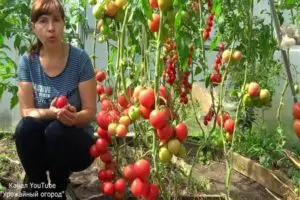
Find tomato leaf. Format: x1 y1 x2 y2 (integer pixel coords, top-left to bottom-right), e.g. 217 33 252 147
0 34 3 47
205 73 210 88
209 32 221 51
175 8 182 29
212 0 222 16
175 31 190 71
195 66 202 76
141 0 152 19
10 94 18 109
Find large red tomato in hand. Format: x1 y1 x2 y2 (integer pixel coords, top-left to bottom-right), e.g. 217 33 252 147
56 96 68 108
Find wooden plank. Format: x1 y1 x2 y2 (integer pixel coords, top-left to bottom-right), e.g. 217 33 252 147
232 152 298 200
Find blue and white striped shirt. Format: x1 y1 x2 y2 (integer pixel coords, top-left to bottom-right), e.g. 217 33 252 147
18 44 95 133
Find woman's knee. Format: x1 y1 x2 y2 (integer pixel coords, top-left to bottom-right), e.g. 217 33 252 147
15 116 46 142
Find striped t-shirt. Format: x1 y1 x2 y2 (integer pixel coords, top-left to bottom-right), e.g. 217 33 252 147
18 44 95 133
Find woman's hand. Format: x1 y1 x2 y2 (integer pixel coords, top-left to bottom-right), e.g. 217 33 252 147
49 97 60 118
57 104 78 127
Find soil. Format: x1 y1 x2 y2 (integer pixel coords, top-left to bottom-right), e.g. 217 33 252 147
0 133 276 200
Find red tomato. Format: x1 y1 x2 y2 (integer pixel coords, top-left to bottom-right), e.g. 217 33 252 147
292 102 300 119
131 178 145 197
248 82 261 97
95 138 108 153
133 159 151 180
157 123 174 141
104 168 115 180
148 14 160 33
293 119 300 138
224 118 235 134
210 72 221 84
101 182 115 196
140 105 152 119
100 151 112 164
98 169 107 181
202 30 210 41
148 183 160 199
104 86 113 96
159 85 170 105
114 178 127 194
56 96 68 108
118 94 129 109
101 99 112 111
149 0 158 8
139 88 155 109
149 109 168 129
89 144 100 158
95 70 106 82
175 123 188 141
123 164 135 182
97 111 112 130
97 84 105 95
97 127 109 138
105 160 118 171
217 112 230 127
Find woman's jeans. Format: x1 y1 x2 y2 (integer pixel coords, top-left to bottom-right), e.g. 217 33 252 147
14 116 95 199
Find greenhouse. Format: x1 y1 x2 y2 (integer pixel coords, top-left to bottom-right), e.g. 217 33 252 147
0 0 300 199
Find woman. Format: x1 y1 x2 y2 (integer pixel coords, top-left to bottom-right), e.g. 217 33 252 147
15 0 97 199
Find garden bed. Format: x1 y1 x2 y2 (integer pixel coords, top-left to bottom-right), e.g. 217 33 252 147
0 132 297 200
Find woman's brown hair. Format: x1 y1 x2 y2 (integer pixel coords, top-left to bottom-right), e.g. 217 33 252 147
29 0 65 57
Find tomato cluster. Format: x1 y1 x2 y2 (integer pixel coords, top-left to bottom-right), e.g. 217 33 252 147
242 82 272 108
209 43 225 85
202 0 214 41
162 40 178 85
292 102 300 138
216 112 235 142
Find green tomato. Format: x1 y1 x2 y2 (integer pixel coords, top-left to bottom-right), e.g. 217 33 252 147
167 139 181 154
89 0 97 5
128 106 140 121
243 94 254 107
294 84 300 94
159 147 172 163
158 0 172 12
93 3 104 19
115 8 125 22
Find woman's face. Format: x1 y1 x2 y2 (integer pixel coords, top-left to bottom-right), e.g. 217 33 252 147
32 12 65 46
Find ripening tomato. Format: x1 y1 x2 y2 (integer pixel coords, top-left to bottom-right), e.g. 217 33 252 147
140 105 152 119
116 124 128 137
89 144 100 158
97 84 105 95
133 159 151 180
149 109 169 129
149 0 158 8
293 119 300 138
131 178 145 197
104 86 113 96
56 96 68 108
292 102 300 119
97 111 112 130
139 88 155 109
95 138 108 153
101 181 115 196
96 70 106 82
123 164 135 182
175 123 188 141
118 94 129 109
156 123 174 141
217 112 230 127
100 151 112 164
148 14 160 33
101 99 112 111
224 118 235 134
114 178 127 194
